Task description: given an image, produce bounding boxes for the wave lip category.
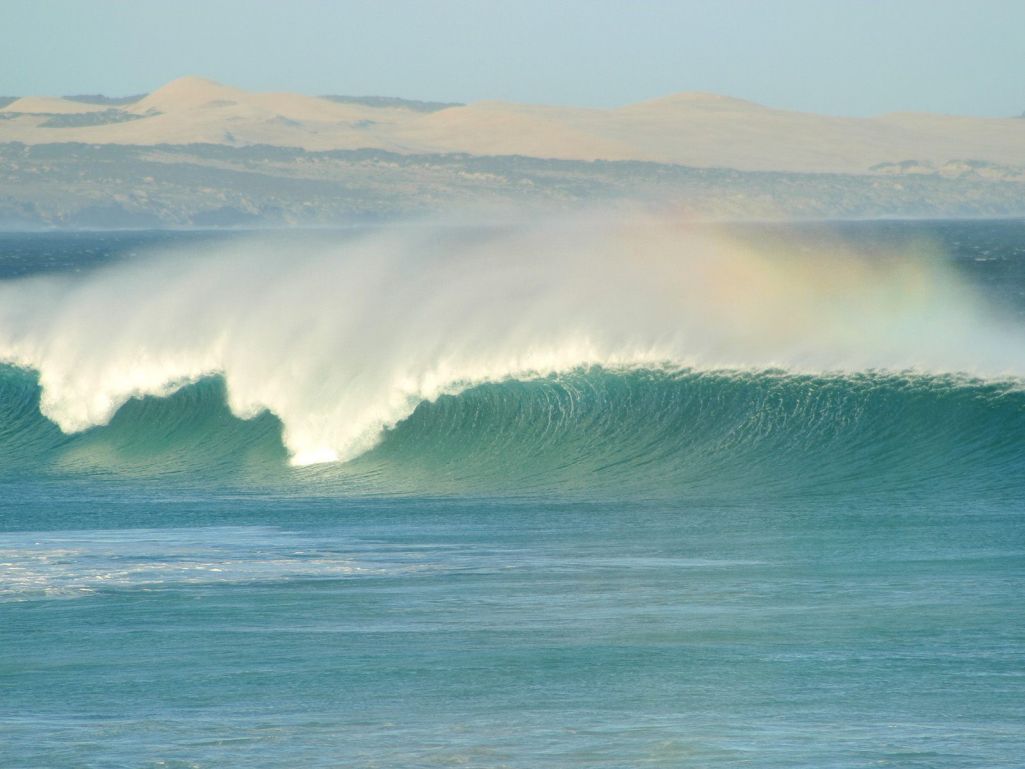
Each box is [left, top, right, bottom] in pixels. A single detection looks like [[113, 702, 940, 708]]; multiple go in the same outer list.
[[1, 365, 1022, 501]]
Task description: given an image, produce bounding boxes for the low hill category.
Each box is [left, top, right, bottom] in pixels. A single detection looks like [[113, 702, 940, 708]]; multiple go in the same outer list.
[[0, 76, 1021, 175]]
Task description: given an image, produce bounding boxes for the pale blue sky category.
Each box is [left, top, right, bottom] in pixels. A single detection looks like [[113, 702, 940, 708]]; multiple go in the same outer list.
[[3, 0, 1023, 116]]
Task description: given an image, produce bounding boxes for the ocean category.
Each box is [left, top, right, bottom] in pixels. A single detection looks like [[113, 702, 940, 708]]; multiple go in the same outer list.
[[1, 217, 1023, 768]]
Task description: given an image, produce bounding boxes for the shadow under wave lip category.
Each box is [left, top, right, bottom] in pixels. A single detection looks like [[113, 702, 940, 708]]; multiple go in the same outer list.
[[1, 363, 1022, 504]]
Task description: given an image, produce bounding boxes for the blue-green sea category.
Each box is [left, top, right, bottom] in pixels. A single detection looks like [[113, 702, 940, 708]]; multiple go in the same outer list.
[[1, 219, 1024, 768]]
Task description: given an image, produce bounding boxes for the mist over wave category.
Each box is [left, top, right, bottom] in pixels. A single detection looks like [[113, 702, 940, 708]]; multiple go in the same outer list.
[[0, 210, 1022, 467]]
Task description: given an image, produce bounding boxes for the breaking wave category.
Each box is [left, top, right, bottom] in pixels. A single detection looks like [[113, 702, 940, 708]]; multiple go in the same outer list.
[[1, 365, 1023, 500], [0, 212, 1023, 498]]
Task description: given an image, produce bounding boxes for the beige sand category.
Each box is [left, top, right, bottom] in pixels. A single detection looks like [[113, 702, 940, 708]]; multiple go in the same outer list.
[[2, 76, 1022, 174]]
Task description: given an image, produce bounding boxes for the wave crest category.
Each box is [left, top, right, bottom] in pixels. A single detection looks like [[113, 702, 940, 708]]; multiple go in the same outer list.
[[0, 213, 1023, 466], [1, 365, 1022, 500]]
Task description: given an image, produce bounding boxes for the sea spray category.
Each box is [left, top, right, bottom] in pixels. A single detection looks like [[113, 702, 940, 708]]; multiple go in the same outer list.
[[0, 210, 1021, 465]]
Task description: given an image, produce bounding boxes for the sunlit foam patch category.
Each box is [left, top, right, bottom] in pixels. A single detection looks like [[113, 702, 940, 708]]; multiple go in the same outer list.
[[0, 526, 462, 601], [291, 446, 340, 466]]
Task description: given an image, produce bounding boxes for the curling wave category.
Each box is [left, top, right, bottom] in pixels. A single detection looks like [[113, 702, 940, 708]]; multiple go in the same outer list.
[[1, 364, 1022, 501], [0, 211, 1023, 493]]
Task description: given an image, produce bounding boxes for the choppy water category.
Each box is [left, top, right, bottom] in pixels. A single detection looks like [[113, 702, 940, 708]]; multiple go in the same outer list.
[[1, 218, 1024, 768]]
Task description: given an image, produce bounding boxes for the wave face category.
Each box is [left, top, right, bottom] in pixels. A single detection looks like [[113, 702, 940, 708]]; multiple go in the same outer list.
[[2, 364, 1022, 501], [348, 368, 1025, 500], [0, 213, 1023, 497]]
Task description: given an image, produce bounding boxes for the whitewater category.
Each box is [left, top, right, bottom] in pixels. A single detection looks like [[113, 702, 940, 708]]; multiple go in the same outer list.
[[0, 212, 1022, 468]]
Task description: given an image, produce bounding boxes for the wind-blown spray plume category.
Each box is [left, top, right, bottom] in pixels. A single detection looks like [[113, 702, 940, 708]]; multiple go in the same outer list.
[[0, 211, 1022, 466]]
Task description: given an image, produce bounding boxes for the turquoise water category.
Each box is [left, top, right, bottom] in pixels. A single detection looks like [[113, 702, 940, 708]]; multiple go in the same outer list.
[[1, 221, 1024, 768]]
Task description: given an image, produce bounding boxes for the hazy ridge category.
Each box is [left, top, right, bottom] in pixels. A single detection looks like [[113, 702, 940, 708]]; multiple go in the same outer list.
[[1, 76, 1023, 226]]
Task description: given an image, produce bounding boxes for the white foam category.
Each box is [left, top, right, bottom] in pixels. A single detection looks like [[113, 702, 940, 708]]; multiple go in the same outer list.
[[0, 526, 448, 601], [0, 210, 1022, 464]]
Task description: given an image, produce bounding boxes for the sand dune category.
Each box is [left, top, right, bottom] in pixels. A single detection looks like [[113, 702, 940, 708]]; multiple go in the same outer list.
[[1, 76, 1022, 174], [2, 96, 112, 114]]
